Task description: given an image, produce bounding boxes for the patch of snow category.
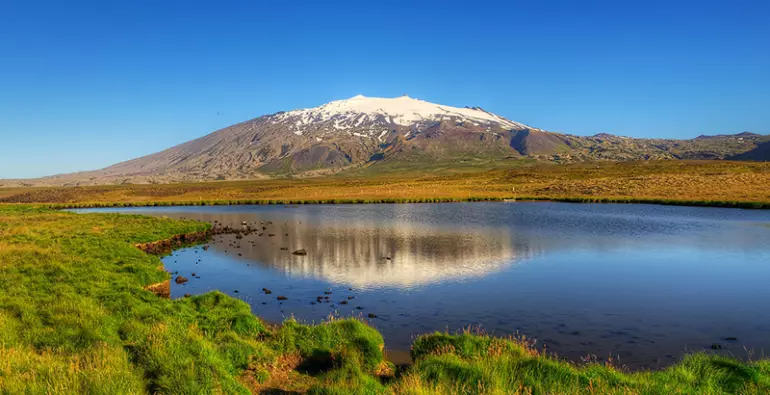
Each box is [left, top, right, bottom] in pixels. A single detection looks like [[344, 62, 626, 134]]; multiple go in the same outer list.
[[293, 131, 303, 136], [316, 137, 323, 142], [378, 130, 389, 142], [273, 95, 528, 131]]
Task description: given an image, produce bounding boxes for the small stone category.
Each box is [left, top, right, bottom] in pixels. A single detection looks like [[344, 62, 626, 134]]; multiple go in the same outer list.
[[277, 296, 288, 301]]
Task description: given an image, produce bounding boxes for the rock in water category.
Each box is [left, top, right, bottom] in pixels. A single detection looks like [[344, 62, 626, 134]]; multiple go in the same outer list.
[[292, 249, 307, 255]]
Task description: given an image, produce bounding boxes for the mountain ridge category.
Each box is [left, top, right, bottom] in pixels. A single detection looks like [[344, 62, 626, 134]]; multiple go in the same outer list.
[[2, 95, 768, 186]]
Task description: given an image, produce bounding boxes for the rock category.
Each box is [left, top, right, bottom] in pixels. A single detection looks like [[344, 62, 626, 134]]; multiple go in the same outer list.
[[184, 293, 191, 298], [324, 291, 332, 295], [347, 296, 355, 300], [191, 273, 196, 277], [280, 247, 288, 251], [293, 249, 308, 256], [356, 306, 363, 310], [711, 343, 723, 350], [368, 313, 377, 318], [724, 337, 738, 341], [340, 300, 348, 305], [268, 234, 276, 237], [234, 290, 239, 293], [175, 276, 189, 284], [264, 289, 272, 295], [277, 296, 288, 301]]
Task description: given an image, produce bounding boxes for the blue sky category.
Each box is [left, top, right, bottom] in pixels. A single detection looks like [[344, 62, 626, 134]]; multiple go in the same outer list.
[[1, 0, 768, 178]]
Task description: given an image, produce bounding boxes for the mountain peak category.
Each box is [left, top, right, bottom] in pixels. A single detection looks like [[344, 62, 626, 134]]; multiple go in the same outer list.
[[272, 95, 528, 132]]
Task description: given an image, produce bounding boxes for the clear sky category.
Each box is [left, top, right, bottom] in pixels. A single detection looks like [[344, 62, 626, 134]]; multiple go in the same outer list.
[[1, 0, 768, 178]]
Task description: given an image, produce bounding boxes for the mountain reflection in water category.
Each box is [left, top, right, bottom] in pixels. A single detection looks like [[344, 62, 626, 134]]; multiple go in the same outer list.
[[170, 210, 536, 289]]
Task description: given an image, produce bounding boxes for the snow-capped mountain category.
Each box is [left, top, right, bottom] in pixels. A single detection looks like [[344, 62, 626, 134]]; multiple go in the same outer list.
[[272, 95, 529, 137], [22, 95, 768, 185], [63, 95, 538, 182]]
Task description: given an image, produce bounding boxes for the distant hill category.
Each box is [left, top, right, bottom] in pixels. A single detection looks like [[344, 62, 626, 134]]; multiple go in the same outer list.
[[3, 95, 768, 186]]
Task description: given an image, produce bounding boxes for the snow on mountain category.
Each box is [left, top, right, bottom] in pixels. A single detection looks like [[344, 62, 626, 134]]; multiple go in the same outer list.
[[271, 95, 528, 136]]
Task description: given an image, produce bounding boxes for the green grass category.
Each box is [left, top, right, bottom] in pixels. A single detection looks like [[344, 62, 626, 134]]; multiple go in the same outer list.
[[1, 205, 769, 394]]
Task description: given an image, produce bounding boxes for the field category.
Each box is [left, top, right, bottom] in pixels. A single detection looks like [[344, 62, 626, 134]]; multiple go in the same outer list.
[[1, 161, 769, 209], [0, 206, 768, 394]]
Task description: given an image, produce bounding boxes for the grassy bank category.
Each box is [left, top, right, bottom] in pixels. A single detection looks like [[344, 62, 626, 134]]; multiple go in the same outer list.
[[1, 161, 769, 210], [1, 205, 769, 394]]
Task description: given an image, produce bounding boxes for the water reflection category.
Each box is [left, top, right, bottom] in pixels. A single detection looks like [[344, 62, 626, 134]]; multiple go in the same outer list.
[[175, 211, 535, 288]]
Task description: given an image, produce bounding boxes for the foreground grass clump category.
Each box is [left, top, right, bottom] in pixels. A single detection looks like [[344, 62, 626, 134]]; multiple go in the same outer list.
[[1, 205, 769, 394], [395, 332, 770, 394]]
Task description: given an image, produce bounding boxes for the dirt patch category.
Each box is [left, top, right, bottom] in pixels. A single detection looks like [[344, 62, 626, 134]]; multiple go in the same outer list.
[[240, 353, 315, 394], [144, 280, 170, 298], [134, 231, 212, 255]]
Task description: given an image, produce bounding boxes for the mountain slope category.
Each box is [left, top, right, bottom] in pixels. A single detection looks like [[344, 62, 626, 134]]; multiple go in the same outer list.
[[9, 95, 769, 186]]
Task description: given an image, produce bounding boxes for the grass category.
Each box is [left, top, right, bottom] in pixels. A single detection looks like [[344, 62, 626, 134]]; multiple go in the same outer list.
[[1, 198, 770, 392], [1, 160, 769, 209]]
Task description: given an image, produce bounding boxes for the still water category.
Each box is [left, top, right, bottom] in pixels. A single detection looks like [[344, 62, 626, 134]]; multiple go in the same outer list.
[[83, 202, 770, 368]]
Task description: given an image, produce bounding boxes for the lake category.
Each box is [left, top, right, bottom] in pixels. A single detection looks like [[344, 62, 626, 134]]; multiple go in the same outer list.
[[81, 202, 770, 369]]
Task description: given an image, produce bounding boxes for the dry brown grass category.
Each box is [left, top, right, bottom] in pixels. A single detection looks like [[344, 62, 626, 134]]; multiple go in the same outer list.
[[0, 160, 768, 206]]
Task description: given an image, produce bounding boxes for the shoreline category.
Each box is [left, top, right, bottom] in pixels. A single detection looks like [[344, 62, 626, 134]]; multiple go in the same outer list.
[[43, 195, 770, 210]]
